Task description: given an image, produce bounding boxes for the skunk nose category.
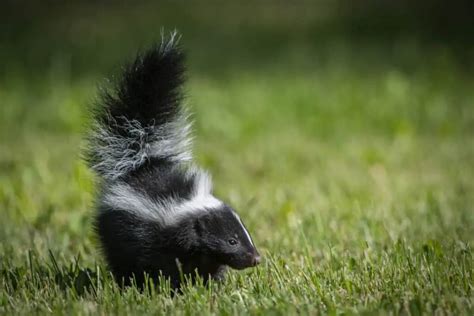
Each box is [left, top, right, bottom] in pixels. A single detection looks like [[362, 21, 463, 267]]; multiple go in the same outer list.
[[252, 254, 261, 266]]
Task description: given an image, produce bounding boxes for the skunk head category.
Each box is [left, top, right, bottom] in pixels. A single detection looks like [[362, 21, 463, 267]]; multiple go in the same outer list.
[[193, 205, 260, 270]]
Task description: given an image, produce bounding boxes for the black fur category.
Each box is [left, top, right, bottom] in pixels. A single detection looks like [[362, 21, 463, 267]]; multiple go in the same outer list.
[[100, 41, 185, 129], [85, 36, 188, 176], [87, 34, 260, 289], [124, 159, 195, 201], [97, 205, 256, 288]]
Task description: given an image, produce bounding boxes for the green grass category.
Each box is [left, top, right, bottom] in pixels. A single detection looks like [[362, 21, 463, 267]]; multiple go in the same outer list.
[[1, 2, 473, 314]]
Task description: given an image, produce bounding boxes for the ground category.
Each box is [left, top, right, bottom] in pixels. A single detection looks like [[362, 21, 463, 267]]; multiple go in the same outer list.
[[1, 2, 473, 314]]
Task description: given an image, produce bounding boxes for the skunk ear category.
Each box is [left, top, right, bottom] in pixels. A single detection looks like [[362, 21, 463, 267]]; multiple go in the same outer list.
[[193, 217, 204, 237]]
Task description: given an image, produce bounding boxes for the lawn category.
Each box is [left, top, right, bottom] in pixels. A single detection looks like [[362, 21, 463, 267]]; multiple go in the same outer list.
[[1, 2, 473, 314]]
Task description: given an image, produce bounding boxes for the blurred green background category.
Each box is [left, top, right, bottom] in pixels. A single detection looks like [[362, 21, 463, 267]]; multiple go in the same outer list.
[[1, 1, 473, 314]]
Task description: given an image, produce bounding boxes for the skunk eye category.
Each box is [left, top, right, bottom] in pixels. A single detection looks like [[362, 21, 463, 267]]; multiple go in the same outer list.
[[228, 238, 238, 245]]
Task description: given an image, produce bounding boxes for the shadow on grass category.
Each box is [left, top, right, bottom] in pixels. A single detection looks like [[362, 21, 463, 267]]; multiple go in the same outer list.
[[1, 0, 473, 81], [1, 249, 203, 298], [2, 250, 100, 296]]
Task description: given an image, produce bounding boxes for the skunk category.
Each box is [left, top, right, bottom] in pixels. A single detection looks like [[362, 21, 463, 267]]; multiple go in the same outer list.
[[86, 33, 260, 289]]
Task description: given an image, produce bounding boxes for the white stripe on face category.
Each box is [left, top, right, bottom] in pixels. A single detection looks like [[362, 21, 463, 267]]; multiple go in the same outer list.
[[232, 212, 254, 247]]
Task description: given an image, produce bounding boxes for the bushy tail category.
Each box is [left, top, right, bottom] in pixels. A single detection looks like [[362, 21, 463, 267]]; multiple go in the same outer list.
[[87, 32, 192, 180]]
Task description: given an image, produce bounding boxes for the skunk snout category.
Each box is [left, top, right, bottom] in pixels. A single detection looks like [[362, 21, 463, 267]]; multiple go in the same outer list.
[[252, 253, 261, 266], [249, 247, 261, 266], [227, 249, 261, 270]]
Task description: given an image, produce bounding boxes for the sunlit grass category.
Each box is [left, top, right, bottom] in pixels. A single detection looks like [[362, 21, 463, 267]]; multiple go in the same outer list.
[[1, 3, 473, 314]]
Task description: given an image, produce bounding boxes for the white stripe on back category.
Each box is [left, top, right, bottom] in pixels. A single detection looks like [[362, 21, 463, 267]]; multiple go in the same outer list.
[[101, 169, 224, 226]]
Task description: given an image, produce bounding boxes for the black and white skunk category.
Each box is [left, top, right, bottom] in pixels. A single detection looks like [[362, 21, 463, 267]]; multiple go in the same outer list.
[[86, 33, 260, 289]]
